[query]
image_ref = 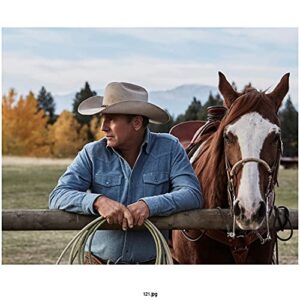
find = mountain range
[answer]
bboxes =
[54,84,220,117]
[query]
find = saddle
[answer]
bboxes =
[170,106,227,156]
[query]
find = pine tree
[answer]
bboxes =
[72,82,97,125]
[37,86,56,124]
[185,97,202,120]
[149,110,174,133]
[279,96,298,157]
[198,92,223,120]
[174,97,202,124]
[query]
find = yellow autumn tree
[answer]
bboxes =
[49,110,88,158]
[2,89,17,155]
[90,116,105,140]
[2,90,50,157]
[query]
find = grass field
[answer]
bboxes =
[2,157,298,264]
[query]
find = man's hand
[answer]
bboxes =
[93,196,133,231]
[127,200,150,226]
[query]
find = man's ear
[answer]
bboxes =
[132,115,143,131]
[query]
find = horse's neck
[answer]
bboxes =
[196,144,229,209]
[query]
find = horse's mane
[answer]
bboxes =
[194,90,280,208]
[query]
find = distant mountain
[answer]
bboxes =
[53,84,220,117]
[149,84,219,117]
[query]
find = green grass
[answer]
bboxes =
[2,164,67,209]
[275,168,298,209]
[273,168,298,264]
[2,162,298,264]
[2,163,76,264]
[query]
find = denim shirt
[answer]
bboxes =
[49,129,203,263]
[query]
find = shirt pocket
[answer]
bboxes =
[93,173,122,200]
[143,172,169,196]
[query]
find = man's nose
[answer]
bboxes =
[101,119,109,132]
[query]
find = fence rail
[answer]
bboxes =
[2,208,298,231]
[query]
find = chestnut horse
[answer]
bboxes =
[172,72,290,264]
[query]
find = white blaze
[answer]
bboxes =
[225,112,279,217]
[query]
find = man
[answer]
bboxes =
[49,82,203,264]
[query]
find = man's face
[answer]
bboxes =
[101,114,136,149]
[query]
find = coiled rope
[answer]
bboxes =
[56,216,173,265]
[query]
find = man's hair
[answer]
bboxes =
[126,115,149,128]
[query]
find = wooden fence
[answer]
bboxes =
[280,157,298,169]
[2,208,298,231]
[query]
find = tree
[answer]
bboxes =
[175,97,202,124]
[90,116,106,140]
[198,92,223,120]
[185,97,202,120]
[149,110,175,133]
[174,92,223,124]
[279,96,298,157]
[37,86,56,124]
[2,90,50,157]
[2,89,17,155]
[49,111,88,157]
[72,82,97,125]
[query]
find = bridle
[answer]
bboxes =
[224,133,282,244]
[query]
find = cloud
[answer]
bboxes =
[4,28,297,63]
[96,27,297,53]
[3,52,297,108]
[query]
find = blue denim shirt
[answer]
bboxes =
[49,129,203,263]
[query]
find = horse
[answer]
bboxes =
[171,72,290,264]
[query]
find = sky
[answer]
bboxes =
[2,27,298,109]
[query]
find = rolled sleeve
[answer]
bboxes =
[49,147,100,215]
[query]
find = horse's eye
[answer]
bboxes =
[224,134,232,144]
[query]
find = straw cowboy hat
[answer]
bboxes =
[78,82,170,124]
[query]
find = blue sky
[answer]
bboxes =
[2,27,298,108]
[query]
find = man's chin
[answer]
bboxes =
[106,139,116,147]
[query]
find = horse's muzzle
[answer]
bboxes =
[233,200,266,230]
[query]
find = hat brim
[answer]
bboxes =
[78,97,170,124]
[78,96,104,115]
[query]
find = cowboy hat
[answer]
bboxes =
[78,82,170,124]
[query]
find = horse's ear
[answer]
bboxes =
[218,72,239,108]
[267,73,290,111]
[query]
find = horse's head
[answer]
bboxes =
[218,72,289,230]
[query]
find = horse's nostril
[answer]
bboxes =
[233,200,241,216]
[258,201,266,218]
